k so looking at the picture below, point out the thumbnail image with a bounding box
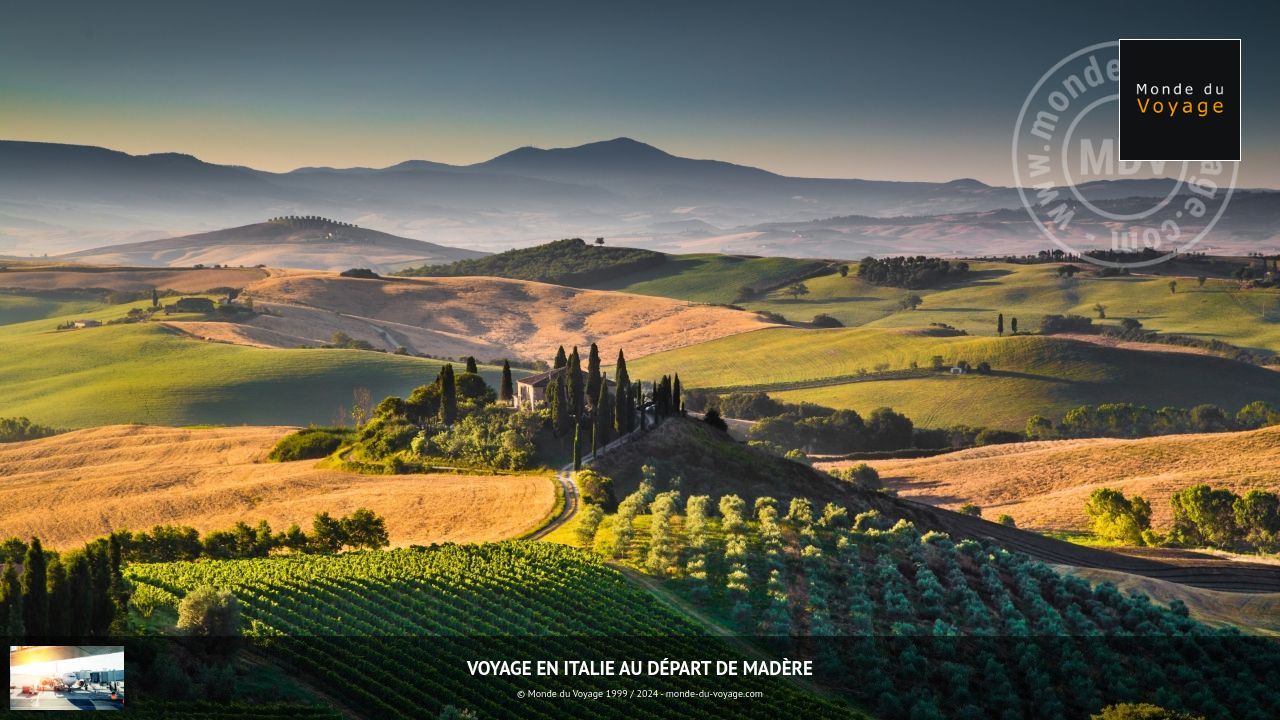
[9,646,124,711]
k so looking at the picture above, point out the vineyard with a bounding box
[583,480,1280,720]
[126,543,863,719]
[129,702,345,719]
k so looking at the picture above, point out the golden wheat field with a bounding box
[0,425,555,548]
[170,270,776,362]
[817,426,1280,531]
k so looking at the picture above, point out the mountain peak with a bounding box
[479,137,672,167]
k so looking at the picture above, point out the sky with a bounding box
[2,0,1278,186]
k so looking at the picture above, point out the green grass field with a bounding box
[0,307,507,428]
[0,293,107,325]
[586,253,829,304]
[741,262,1280,352]
[631,327,1280,429]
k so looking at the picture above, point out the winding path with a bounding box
[525,465,578,540]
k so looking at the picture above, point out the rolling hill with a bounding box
[739,261,1280,353]
[584,417,1280,594]
[402,237,832,305]
[59,217,485,272]
[819,425,1280,532]
[0,306,497,427]
[0,425,555,548]
[629,327,1280,429]
[175,270,778,363]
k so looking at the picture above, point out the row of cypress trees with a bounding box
[0,534,126,637]
[543,344,651,468]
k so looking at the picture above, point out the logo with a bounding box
[1012,41,1238,268]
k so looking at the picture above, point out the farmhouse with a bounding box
[72,319,101,329]
[514,367,615,410]
[168,297,216,313]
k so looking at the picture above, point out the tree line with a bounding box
[118,509,390,562]
[1027,400,1280,440]
[0,534,125,637]
[0,416,58,443]
[1086,485,1280,551]
[856,256,970,289]
[397,237,665,285]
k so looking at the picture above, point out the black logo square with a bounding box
[1119,39,1240,161]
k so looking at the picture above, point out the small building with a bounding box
[514,367,616,410]
[950,366,966,375]
[514,368,563,410]
[170,297,216,313]
[73,319,101,329]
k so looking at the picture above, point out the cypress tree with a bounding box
[465,356,479,374]
[66,552,92,637]
[88,544,113,636]
[586,343,602,409]
[21,537,48,636]
[553,346,567,369]
[151,287,159,308]
[638,382,648,431]
[499,360,514,403]
[567,347,585,419]
[46,557,69,635]
[1011,318,1018,334]
[107,533,129,623]
[632,381,642,432]
[548,374,571,436]
[614,350,631,435]
[438,364,457,425]
[594,373,612,452]
[673,374,682,415]
[572,420,582,471]
[1,565,22,635]
[997,313,1004,336]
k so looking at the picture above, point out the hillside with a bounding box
[124,543,861,720]
[591,417,855,505]
[0,312,491,427]
[60,218,485,272]
[185,270,778,362]
[0,425,555,548]
[630,328,1280,429]
[0,265,268,292]
[398,236,665,284]
[583,252,831,304]
[740,261,1280,354]
[581,476,1280,718]
[819,425,1280,532]
[587,417,1280,593]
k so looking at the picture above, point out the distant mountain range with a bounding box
[1,138,1276,260]
[59,218,486,272]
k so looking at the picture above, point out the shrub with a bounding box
[177,586,241,636]
[996,514,1017,527]
[267,427,353,462]
[837,463,881,491]
[811,313,844,328]
[702,408,729,432]
[1039,314,1094,334]
[957,504,982,517]
[1085,488,1152,545]
[974,428,1022,446]
[575,470,615,508]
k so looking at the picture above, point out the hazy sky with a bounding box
[3,0,1278,186]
